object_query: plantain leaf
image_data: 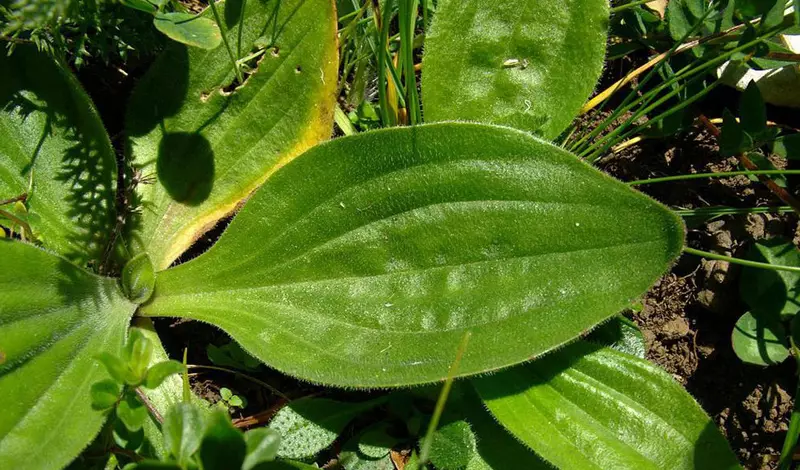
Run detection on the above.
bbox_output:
[0,240,135,469]
[140,123,683,387]
[0,45,118,268]
[473,341,741,470]
[586,315,646,358]
[448,384,549,470]
[421,0,608,139]
[126,0,338,270]
[153,12,222,50]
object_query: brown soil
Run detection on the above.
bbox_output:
[596,89,800,468]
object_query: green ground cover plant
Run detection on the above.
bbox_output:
[2,0,800,468]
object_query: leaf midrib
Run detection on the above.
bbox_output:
[164,232,664,297]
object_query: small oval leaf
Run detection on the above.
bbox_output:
[117,393,149,432]
[243,428,282,470]
[200,409,247,470]
[732,311,790,366]
[141,123,683,387]
[91,379,121,410]
[163,402,205,465]
[145,360,186,389]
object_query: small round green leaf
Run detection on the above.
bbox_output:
[732,311,790,366]
[243,428,282,470]
[357,423,397,459]
[144,360,186,389]
[91,380,121,411]
[122,253,156,304]
[220,387,233,401]
[153,13,222,50]
[739,238,800,320]
[200,410,247,470]
[228,395,246,408]
[117,393,149,432]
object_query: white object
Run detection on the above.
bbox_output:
[717,34,800,108]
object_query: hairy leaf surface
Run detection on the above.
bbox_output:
[127,0,338,269]
[474,342,740,470]
[0,46,117,267]
[141,123,683,387]
[0,241,135,469]
[449,385,549,470]
[422,0,608,139]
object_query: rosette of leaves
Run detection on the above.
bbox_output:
[1,1,741,469]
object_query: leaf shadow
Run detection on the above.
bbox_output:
[1,50,118,271]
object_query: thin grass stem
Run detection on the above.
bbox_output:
[187,364,288,399]
[683,247,800,273]
[208,0,243,83]
[629,170,800,185]
[610,0,659,14]
[418,332,471,466]
[674,206,793,217]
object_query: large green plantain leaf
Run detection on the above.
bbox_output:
[0,240,136,469]
[473,342,741,470]
[140,123,683,387]
[0,45,118,268]
[421,0,609,139]
[126,0,338,270]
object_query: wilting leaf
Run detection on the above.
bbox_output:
[127,0,338,269]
